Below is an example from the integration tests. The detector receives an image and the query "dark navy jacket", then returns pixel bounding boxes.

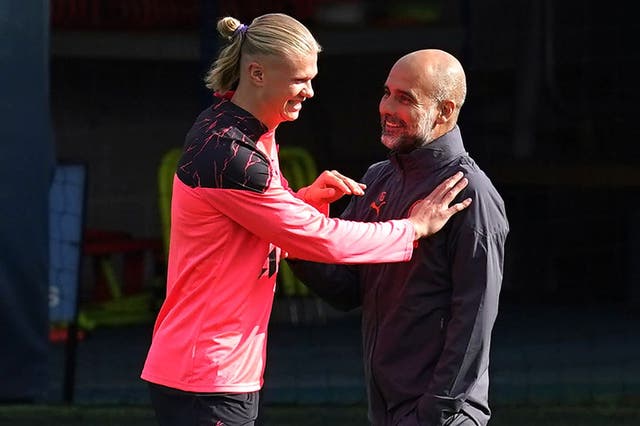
[290,126,509,426]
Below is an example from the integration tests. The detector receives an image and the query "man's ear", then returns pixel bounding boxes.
[437,100,456,123]
[248,62,265,86]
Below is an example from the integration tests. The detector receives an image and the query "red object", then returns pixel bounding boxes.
[49,327,86,343]
[83,228,163,301]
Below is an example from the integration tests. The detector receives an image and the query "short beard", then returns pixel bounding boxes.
[381,109,435,152]
[381,134,423,153]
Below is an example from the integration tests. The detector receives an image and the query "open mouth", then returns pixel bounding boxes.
[383,117,404,133]
[287,100,303,112]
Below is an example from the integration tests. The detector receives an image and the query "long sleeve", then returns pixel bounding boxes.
[198,179,415,265]
[416,225,507,424]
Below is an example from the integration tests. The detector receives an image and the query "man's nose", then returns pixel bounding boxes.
[379,96,393,114]
[302,81,314,98]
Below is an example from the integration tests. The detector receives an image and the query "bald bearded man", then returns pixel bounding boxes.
[290,49,509,426]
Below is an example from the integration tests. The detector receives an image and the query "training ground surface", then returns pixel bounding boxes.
[2,302,639,425]
[2,402,640,425]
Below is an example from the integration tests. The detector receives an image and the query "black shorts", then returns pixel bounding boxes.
[148,382,259,426]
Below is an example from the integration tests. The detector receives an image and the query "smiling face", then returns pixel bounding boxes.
[256,52,318,129]
[379,59,440,152]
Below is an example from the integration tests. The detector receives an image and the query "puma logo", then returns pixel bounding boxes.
[370,192,387,216]
[370,200,386,216]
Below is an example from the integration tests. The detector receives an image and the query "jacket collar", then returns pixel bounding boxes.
[389,126,467,172]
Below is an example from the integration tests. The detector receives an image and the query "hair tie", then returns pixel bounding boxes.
[234,24,248,37]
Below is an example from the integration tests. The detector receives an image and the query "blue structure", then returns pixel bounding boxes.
[0,1,55,401]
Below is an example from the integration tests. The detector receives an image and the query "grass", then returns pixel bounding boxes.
[1,402,640,425]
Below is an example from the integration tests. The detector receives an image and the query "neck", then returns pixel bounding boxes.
[257,129,277,158]
[231,87,278,131]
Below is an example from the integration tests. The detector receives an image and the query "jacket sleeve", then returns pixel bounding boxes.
[287,260,361,311]
[417,218,508,424]
[197,179,415,265]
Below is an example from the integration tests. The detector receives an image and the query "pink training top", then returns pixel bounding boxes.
[141,95,415,393]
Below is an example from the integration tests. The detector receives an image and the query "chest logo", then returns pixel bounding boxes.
[370,192,387,216]
[259,247,278,279]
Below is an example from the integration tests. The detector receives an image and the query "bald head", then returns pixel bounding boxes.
[379,49,467,151]
[394,49,467,111]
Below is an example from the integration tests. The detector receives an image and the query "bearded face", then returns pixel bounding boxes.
[380,104,437,152]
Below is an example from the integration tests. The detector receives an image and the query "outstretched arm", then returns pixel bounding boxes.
[289,171,473,311]
[298,170,473,241]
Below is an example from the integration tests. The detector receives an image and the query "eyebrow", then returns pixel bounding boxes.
[294,71,317,81]
[386,86,419,103]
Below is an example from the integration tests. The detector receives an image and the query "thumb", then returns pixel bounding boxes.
[308,187,336,203]
[317,187,336,199]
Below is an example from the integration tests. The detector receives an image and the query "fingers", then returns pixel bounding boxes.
[430,171,465,200]
[440,177,469,205]
[439,173,471,215]
[447,197,473,214]
[331,170,366,195]
[321,170,366,196]
[305,170,366,205]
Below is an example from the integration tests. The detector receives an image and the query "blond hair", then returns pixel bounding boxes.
[204,13,322,93]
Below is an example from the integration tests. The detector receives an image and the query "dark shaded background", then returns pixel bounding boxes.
[50,0,639,303]
[2,0,639,407]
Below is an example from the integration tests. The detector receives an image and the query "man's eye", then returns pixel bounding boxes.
[399,96,412,104]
